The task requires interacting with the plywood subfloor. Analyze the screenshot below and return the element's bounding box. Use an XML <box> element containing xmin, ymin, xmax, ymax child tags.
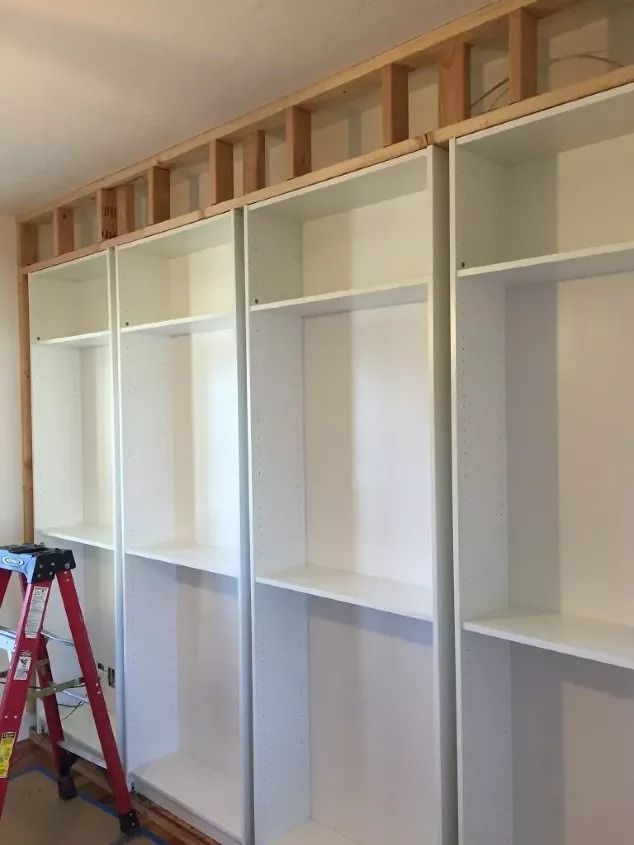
<box><xmin>20</xmin><ymin>738</ymin><xmax>219</xmax><ymax>845</ymax></box>
<box><xmin>4</xmin><ymin>767</ymin><xmax>161</xmax><ymax>844</ymax></box>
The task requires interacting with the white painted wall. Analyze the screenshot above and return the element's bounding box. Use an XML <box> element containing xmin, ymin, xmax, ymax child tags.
<box><xmin>0</xmin><ymin>215</ymin><xmax>22</xmax><ymax>549</ymax></box>
<box><xmin>0</xmin><ymin>215</ymin><xmax>31</xmax><ymax>735</ymax></box>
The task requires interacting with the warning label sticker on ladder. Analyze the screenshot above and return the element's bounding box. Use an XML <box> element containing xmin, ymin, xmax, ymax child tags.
<box><xmin>0</xmin><ymin>733</ymin><xmax>17</xmax><ymax>779</ymax></box>
<box><xmin>14</xmin><ymin>653</ymin><xmax>32</xmax><ymax>682</ymax></box>
<box><xmin>25</xmin><ymin>587</ymin><xmax>49</xmax><ymax>639</ymax></box>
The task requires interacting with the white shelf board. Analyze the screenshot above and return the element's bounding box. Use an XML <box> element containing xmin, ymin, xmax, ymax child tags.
<box><xmin>457</xmin><ymin>81</ymin><xmax>634</xmax><ymax>165</ymax></box>
<box><xmin>121</xmin><ymin>313</ymin><xmax>232</xmax><ymax>336</ymax></box>
<box><xmin>133</xmin><ymin>751</ymin><xmax>242</xmax><ymax>841</ymax></box>
<box><xmin>40</xmin><ymin>523</ymin><xmax>114</xmax><ymax>551</ymax></box>
<box><xmin>257</xmin><ymin>564</ymin><xmax>433</xmax><ymax>621</ymax></box>
<box><xmin>458</xmin><ymin>241</ymin><xmax>634</xmax><ymax>287</ymax></box>
<box><xmin>251</xmin><ymin>148</ymin><xmax>428</xmax><ymax>221</ymax></box>
<box><xmin>251</xmin><ymin>279</ymin><xmax>429</xmax><ymax>316</ymax></box>
<box><xmin>463</xmin><ymin>605</ymin><xmax>634</xmax><ymax>671</ymax></box>
<box><xmin>34</xmin><ymin>330</ymin><xmax>110</xmax><ymax>348</ymax></box>
<box><xmin>58</xmin><ymin>685</ymin><xmax>116</xmax><ymax>769</ymax></box>
<box><xmin>30</xmin><ymin>250</ymin><xmax>108</xmax><ymax>282</ymax></box>
<box><xmin>126</xmin><ymin>540</ymin><xmax>239</xmax><ymax>577</ymax></box>
<box><xmin>276</xmin><ymin>820</ymin><xmax>358</xmax><ymax>845</ymax></box>
<box><xmin>119</xmin><ymin>214</ymin><xmax>233</xmax><ymax>258</ymax></box>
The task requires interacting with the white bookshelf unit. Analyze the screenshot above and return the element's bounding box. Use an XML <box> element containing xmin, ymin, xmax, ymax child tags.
<box><xmin>118</xmin><ymin>213</ymin><xmax>251</xmax><ymax>845</ymax></box>
<box><xmin>246</xmin><ymin>148</ymin><xmax>454</xmax><ymax>845</ymax></box>
<box><xmin>29</xmin><ymin>251</ymin><xmax>120</xmax><ymax>765</ymax></box>
<box><xmin>452</xmin><ymin>82</ymin><xmax>634</xmax><ymax>844</ymax></box>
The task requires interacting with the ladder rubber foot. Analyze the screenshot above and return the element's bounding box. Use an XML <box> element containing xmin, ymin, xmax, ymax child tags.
<box><xmin>57</xmin><ymin>774</ymin><xmax>78</xmax><ymax>801</ymax></box>
<box><xmin>119</xmin><ymin>810</ymin><xmax>141</xmax><ymax>835</ymax></box>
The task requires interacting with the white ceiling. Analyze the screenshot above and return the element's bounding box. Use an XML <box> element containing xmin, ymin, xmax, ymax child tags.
<box><xmin>0</xmin><ymin>0</ymin><xmax>490</xmax><ymax>213</ymax></box>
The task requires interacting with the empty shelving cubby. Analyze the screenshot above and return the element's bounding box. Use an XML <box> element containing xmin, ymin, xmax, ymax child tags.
<box><xmin>119</xmin><ymin>212</ymin><xmax>251</xmax><ymax>844</ymax></box>
<box><xmin>247</xmin><ymin>148</ymin><xmax>454</xmax><ymax>845</ymax></box>
<box><xmin>453</xmin><ymin>81</ymin><xmax>634</xmax><ymax>845</ymax></box>
<box><xmin>29</xmin><ymin>251</ymin><xmax>119</xmax><ymax>764</ymax></box>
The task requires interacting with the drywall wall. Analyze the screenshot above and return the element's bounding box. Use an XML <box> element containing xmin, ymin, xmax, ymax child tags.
<box><xmin>0</xmin><ymin>218</ymin><xmax>22</xmax><ymax>611</ymax></box>
<box><xmin>0</xmin><ymin>216</ymin><xmax>22</xmax><ymax>545</ymax></box>
<box><xmin>0</xmin><ymin>215</ymin><xmax>31</xmax><ymax>736</ymax></box>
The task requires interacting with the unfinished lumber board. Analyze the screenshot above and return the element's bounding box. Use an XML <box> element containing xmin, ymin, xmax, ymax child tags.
<box><xmin>147</xmin><ymin>166</ymin><xmax>171</xmax><ymax>225</ymax></box>
<box><xmin>20</xmin><ymin>224</ymin><xmax>37</xmax><ymax>267</ymax></box>
<box><xmin>381</xmin><ymin>64</ymin><xmax>410</xmax><ymax>146</ymax></box>
<box><xmin>438</xmin><ymin>44</ymin><xmax>471</xmax><ymax>126</ymax></box>
<box><xmin>509</xmin><ymin>8</ymin><xmax>538</xmax><ymax>102</ymax></box>
<box><xmin>243</xmin><ymin>130</ymin><xmax>266</xmax><ymax>193</ymax></box>
<box><xmin>286</xmin><ymin>106</ymin><xmax>312</xmax><ymax>178</ymax></box>
<box><xmin>116</xmin><ymin>184</ymin><xmax>135</xmax><ymax>235</ymax></box>
<box><xmin>209</xmin><ymin>139</ymin><xmax>234</xmax><ymax>204</ymax></box>
<box><xmin>96</xmin><ymin>188</ymin><xmax>117</xmax><ymax>241</ymax></box>
<box><xmin>52</xmin><ymin>207</ymin><xmax>74</xmax><ymax>256</ymax></box>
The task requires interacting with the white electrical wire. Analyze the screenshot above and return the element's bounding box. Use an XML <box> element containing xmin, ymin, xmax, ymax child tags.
<box><xmin>471</xmin><ymin>53</ymin><xmax>624</xmax><ymax>112</ymax></box>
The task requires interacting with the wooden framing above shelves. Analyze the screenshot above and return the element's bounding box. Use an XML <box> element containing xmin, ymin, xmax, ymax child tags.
<box><xmin>18</xmin><ymin>0</ymin><xmax>627</xmax><ymax>275</ymax></box>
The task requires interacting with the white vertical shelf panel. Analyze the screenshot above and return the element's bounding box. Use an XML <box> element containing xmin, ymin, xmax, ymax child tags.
<box><xmin>428</xmin><ymin>145</ymin><xmax>456</xmax><ymax>845</ymax></box>
<box><xmin>246</xmin><ymin>249</ymin><xmax>311</xmax><ymax>841</ymax></box>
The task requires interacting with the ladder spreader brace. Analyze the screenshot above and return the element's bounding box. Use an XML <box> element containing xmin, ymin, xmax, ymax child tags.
<box><xmin>0</xmin><ymin>543</ymin><xmax>140</xmax><ymax>836</ymax></box>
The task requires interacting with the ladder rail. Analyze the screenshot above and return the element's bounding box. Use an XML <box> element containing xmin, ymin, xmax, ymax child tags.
<box><xmin>16</xmin><ymin>573</ymin><xmax>73</xmax><ymax>796</ymax></box>
<box><xmin>56</xmin><ymin>569</ymin><xmax>136</xmax><ymax>829</ymax></box>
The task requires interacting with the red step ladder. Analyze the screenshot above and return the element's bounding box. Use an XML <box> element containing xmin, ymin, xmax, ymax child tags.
<box><xmin>0</xmin><ymin>544</ymin><xmax>139</xmax><ymax>836</ymax></box>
